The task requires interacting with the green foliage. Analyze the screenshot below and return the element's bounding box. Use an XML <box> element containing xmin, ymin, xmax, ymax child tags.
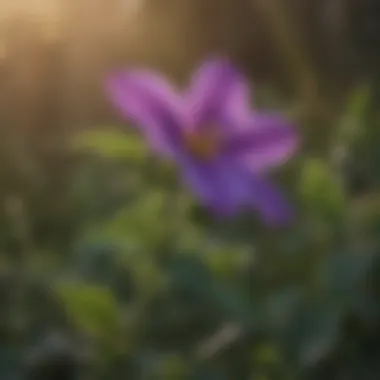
<box><xmin>0</xmin><ymin>88</ymin><xmax>379</xmax><ymax>380</ymax></box>
<box><xmin>299</xmin><ymin>158</ymin><xmax>346</xmax><ymax>220</ymax></box>
<box><xmin>72</xmin><ymin>128</ymin><xmax>148</xmax><ymax>161</ymax></box>
<box><xmin>337</xmin><ymin>85</ymin><xmax>371</xmax><ymax>145</ymax></box>
<box><xmin>56</xmin><ymin>283</ymin><xmax>120</xmax><ymax>341</ymax></box>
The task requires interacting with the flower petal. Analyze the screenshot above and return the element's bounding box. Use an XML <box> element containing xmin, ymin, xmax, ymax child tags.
<box><xmin>247</xmin><ymin>175</ymin><xmax>295</xmax><ymax>226</ymax></box>
<box><xmin>179</xmin><ymin>155</ymin><xmax>294</xmax><ymax>225</ymax></box>
<box><xmin>106</xmin><ymin>70</ymin><xmax>185</xmax><ymax>155</ymax></box>
<box><xmin>224</xmin><ymin>113</ymin><xmax>298</xmax><ymax>172</ymax></box>
<box><xmin>180</xmin><ymin>157</ymin><xmax>247</xmax><ymax>215</ymax></box>
<box><xmin>186</xmin><ymin>58</ymin><xmax>251</xmax><ymax>129</ymax></box>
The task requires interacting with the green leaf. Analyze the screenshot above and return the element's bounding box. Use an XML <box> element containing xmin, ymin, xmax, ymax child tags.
<box><xmin>252</xmin><ymin>343</ymin><xmax>282</xmax><ymax>366</ymax></box>
<box><xmin>336</xmin><ymin>86</ymin><xmax>371</xmax><ymax>146</ymax></box>
<box><xmin>205</xmin><ymin>248</ymin><xmax>240</xmax><ymax>280</ymax></box>
<box><xmin>154</xmin><ymin>354</ymin><xmax>189</xmax><ymax>379</ymax></box>
<box><xmin>346</xmin><ymin>86</ymin><xmax>371</xmax><ymax>119</ymax></box>
<box><xmin>71</xmin><ymin>129</ymin><xmax>148</xmax><ymax>160</ymax></box>
<box><xmin>299</xmin><ymin>158</ymin><xmax>346</xmax><ymax>219</ymax></box>
<box><xmin>56</xmin><ymin>283</ymin><xmax>120</xmax><ymax>340</ymax></box>
<box><xmin>78</xmin><ymin>190</ymin><xmax>168</xmax><ymax>248</ymax></box>
<box><xmin>130</xmin><ymin>256</ymin><xmax>167</xmax><ymax>297</ymax></box>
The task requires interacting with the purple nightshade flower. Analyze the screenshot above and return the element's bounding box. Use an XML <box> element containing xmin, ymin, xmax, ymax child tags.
<box><xmin>105</xmin><ymin>58</ymin><xmax>298</xmax><ymax>225</ymax></box>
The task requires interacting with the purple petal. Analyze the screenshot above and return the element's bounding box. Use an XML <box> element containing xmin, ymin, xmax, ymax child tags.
<box><xmin>224</xmin><ymin>113</ymin><xmax>298</xmax><ymax>172</ymax></box>
<box><xmin>106</xmin><ymin>70</ymin><xmax>186</xmax><ymax>155</ymax></box>
<box><xmin>247</xmin><ymin>176</ymin><xmax>295</xmax><ymax>226</ymax></box>
<box><xmin>180</xmin><ymin>158</ymin><xmax>242</xmax><ymax>215</ymax></box>
<box><xmin>179</xmin><ymin>156</ymin><xmax>294</xmax><ymax>225</ymax></box>
<box><xmin>186</xmin><ymin>58</ymin><xmax>251</xmax><ymax>130</ymax></box>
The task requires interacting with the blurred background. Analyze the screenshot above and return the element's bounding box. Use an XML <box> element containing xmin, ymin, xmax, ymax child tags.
<box><xmin>0</xmin><ymin>0</ymin><xmax>379</xmax><ymax>379</ymax></box>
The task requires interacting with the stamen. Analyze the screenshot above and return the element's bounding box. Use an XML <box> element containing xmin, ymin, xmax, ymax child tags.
<box><xmin>184</xmin><ymin>125</ymin><xmax>221</xmax><ymax>160</ymax></box>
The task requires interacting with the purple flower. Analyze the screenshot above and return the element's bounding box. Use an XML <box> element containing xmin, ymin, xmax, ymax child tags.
<box><xmin>105</xmin><ymin>58</ymin><xmax>298</xmax><ymax>225</ymax></box>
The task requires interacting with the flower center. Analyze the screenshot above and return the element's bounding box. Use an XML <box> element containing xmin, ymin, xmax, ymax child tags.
<box><xmin>184</xmin><ymin>125</ymin><xmax>222</xmax><ymax>160</ymax></box>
